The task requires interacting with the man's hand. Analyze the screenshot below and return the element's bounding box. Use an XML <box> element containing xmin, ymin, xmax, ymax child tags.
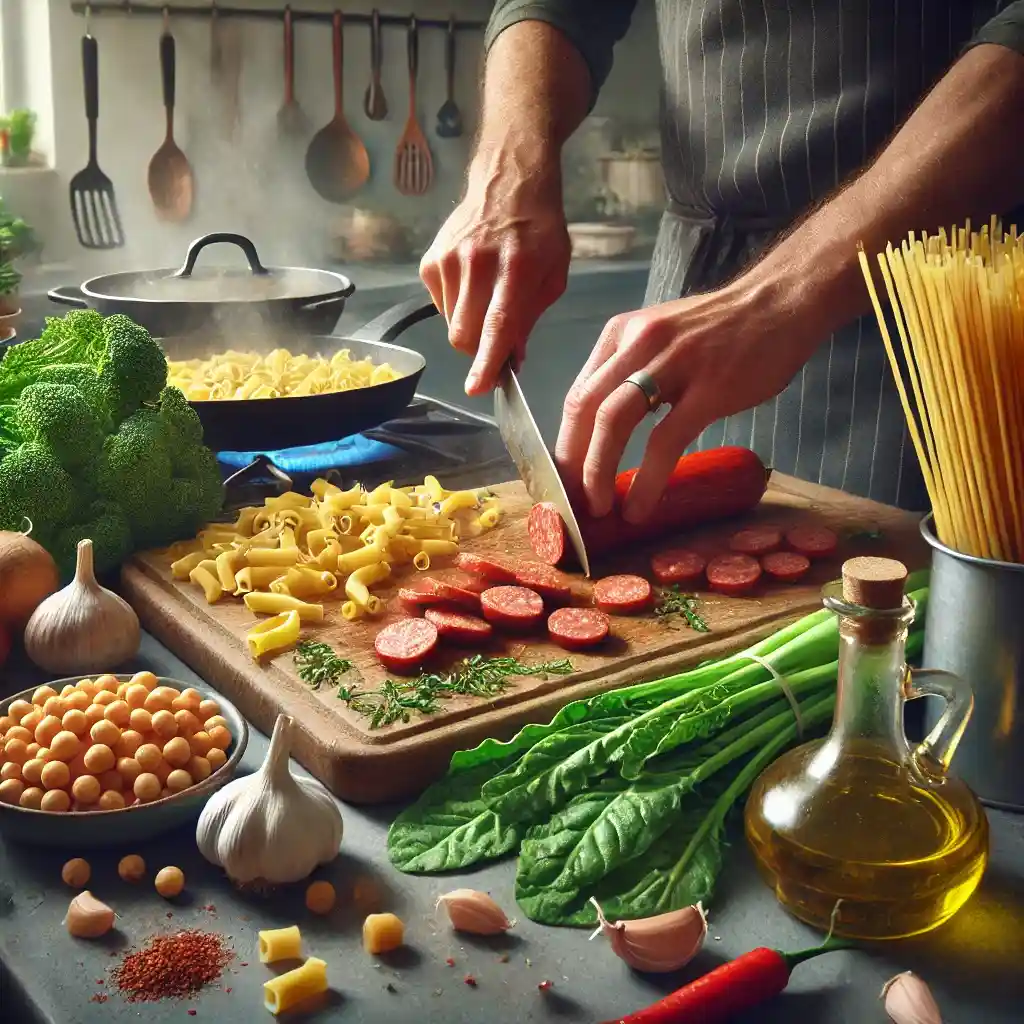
<box><xmin>556</xmin><ymin>276</ymin><xmax>820</xmax><ymax>524</ymax></box>
<box><xmin>419</xmin><ymin>167</ymin><xmax>571</xmax><ymax>396</ymax></box>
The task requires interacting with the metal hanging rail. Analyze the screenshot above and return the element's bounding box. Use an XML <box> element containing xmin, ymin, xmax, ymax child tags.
<box><xmin>70</xmin><ymin>2</ymin><xmax>486</xmax><ymax>32</ymax></box>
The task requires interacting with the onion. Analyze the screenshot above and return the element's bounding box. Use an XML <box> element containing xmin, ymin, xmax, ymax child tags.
<box><xmin>0</xmin><ymin>519</ymin><xmax>60</xmax><ymax>629</ymax></box>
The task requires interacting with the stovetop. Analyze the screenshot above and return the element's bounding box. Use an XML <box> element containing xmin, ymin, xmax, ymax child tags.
<box><xmin>218</xmin><ymin>393</ymin><xmax>517</xmax><ymax>509</ymax></box>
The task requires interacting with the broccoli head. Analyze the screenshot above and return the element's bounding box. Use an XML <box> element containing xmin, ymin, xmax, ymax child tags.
<box><xmin>53</xmin><ymin>500</ymin><xmax>134</xmax><ymax>580</ymax></box>
<box><xmin>98</xmin><ymin>314</ymin><xmax>168</xmax><ymax>424</ymax></box>
<box><xmin>35</xmin><ymin>364</ymin><xmax>112</xmax><ymax>431</ymax></box>
<box><xmin>16</xmin><ymin>382</ymin><xmax>105</xmax><ymax>471</ymax></box>
<box><xmin>0</xmin><ymin>442</ymin><xmax>76</xmax><ymax>541</ymax></box>
<box><xmin>169</xmin><ymin>446</ymin><xmax>225</xmax><ymax>532</ymax></box>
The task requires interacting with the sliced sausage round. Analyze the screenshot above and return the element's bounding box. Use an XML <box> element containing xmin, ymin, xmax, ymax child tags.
<box><xmin>397</xmin><ymin>578</ymin><xmax>446</xmax><ymax>607</ymax></box>
<box><xmin>786</xmin><ymin>525</ymin><xmax>839</xmax><ymax>559</ymax></box>
<box><xmin>706</xmin><ymin>553</ymin><xmax>763</xmax><ymax>596</ymax></box>
<box><xmin>528</xmin><ymin>502</ymin><xmax>569</xmax><ymax>566</ymax></box>
<box><xmin>650</xmin><ymin>548</ymin><xmax>707</xmax><ymax>586</ymax></box>
<box><xmin>593</xmin><ymin>574</ymin><xmax>654</xmax><ymax>615</ymax></box>
<box><xmin>374</xmin><ymin>618</ymin><xmax>439</xmax><ymax>673</ymax></box>
<box><xmin>729</xmin><ymin>525</ymin><xmax>783</xmax><ymax>556</ymax></box>
<box><xmin>424</xmin><ymin>606</ymin><xmax>494</xmax><ymax>644</ymax></box>
<box><xmin>454</xmin><ymin>552</ymin><xmax>519</xmax><ymax>584</ymax></box>
<box><xmin>432</xmin><ymin>580</ymin><xmax>483</xmax><ymax>610</ymax></box>
<box><xmin>761</xmin><ymin>551</ymin><xmax>811</xmax><ymax>583</ymax></box>
<box><xmin>480</xmin><ymin>585</ymin><xmax>545</xmax><ymax>630</ymax></box>
<box><xmin>547</xmin><ymin>607</ymin><xmax>610</xmax><ymax>651</ymax></box>
<box><xmin>513</xmin><ymin>562</ymin><xmax>572</xmax><ymax>603</ymax></box>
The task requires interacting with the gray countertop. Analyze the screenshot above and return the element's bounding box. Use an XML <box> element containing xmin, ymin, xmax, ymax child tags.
<box><xmin>1</xmin><ymin>632</ymin><xmax>1022</xmax><ymax>1024</ymax></box>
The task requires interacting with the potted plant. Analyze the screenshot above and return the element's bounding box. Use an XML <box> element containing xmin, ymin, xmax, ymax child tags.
<box><xmin>0</xmin><ymin>225</ymin><xmax>23</xmax><ymax>319</ymax></box>
<box><xmin>1</xmin><ymin>109</ymin><xmax>38</xmax><ymax>167</ymax></box>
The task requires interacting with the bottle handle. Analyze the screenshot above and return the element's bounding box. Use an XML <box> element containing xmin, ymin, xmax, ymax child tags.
<box><xmin>904</xmin><ymin>667</ymin><xmax>974</xmax><ymax>777</ymax></box>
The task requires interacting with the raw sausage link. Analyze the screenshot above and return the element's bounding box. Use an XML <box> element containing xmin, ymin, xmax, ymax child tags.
<box><xmin>513</xmin><ymin>562</ymin><xmax>572</xmax><ymax>603</ymax></box>
<box><xmin>424</xmin><ymin>606</ymin><xmax>494</xmax><ymax>644</ymax></box>
<box><xmin>593</xmin><ymin>574</ymin><xmax>654</xmax><ymax>615</ymax></box>
<box><xmin>374</xmin><ymin>618</ymin><xmax>439</xmax><ymax>673</ymax></box>
<box><xmin>650</xmin><ymin>548</ymin><xmax>707</xmax><ymax>586</ymax></box>
<box><xmin>761</xmin><ymin>551</ymin><xmax>811</xmax><ymax>583</ymax></box>
<box><xmin>729</xmin><ymin>526</ymin><xmax>783</xmax><ymax>556</ymax></box>
<box><xmin>480</xmin><ymin>586</ymin><xmax>545</xmax><ymax>630</ymax></box>
<box><xmin>706</xmin><ymin>553</ymin><xmax>762</xmax><ymax>596</ymax></box>
<box><xmin>547</xmin><ymin>607</ymin><xmax>610</xmax><ymax>650</ymax></box>
<box><xmin>785</xmin><ymin>525</ymin><xmax>839</xmax><ymax>559</ymax></box>
<box><xmin>454</xmin><ymin>552</ymin><xmax>519</xmax><ymax>584</ymax></box>
<box><xmin>528</xmin><ymin>501</ymin><xmax>568</xmax><ymax>566</ymax></box>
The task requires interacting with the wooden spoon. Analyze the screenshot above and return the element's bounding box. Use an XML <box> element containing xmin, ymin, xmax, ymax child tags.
<box><xmin>305</xmin><ymin>10</ymin><xmax>370</xmax><ymax>203</ymax></box>
<box><xmin>393</xmin><ymin>16</ymin><xmax>434</xmax><ymax>196</ymax></box>
<box><xmin>148</xmin><ymin>27</ymin><xmax>194</xmax><ymax>222</ymax></box>
<box><xmin>277</xmin><ymin>5</ymin><xmax>309</xmax><ymax>138</ymax></box>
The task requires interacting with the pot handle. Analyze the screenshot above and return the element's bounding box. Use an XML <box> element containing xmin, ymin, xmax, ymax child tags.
<box><xmin>47</xmin><ymin>285</ymin><xmax>90</xmax><ymax>308</ymax></box>
<box><xmin>174</xmin><ymin>232</ymin><xmax>270</xmax><ymax>279</ymax></box>
<box><xmin>299</xmin><ymin>280</ymin><xmax>357</xmax><ymax>311</ymax></box>
<box><xmin>349</xmin><ymin>294</ymin><xmax>439</xmax><ymax>344</ymax></box>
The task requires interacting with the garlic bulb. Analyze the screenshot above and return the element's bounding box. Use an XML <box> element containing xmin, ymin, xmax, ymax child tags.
<box><xmin>437</xmin><ymin>889</ymin><xmax>513</xmax><ymax>935</ymax></box>
<box><xmin>589</xmin><ymin>898</ymin><xmax>707</xmax><ymax>973</ymax></box>
<box><xmin>23</xmin><ymin>539</ymin><xmax>140</xmax><ymax>674</ymax></box>
<box><xmin>882</xmin><ymin>972</ymin><xmax>943</xmax><ymax>1024</ymax></box>
<box><xmin>64</xmin><ymin>891</ymin><xmax>115</xmax><ymax>938</ymax></box>
<box><xmin>196</xmin><ymin>714</ymin><xmax>342</xmax><ymax>884</ymax></box>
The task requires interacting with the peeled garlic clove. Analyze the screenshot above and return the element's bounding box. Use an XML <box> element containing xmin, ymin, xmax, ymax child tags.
<box><xmin>589</xmin><ymin>897</ymin><xmax>707</xmax><ymax>973</ymax></box>
<box><xmin>64</xmin><ymin>890</ymin><xmax>116</xmax><ymax>938</ymax></box>
<box><xmin>881</xmin><ymin>971</ymin><xmax>943</xmax><ymax>1024</ymax></box>
<box><xmin>436</xmin><ymin>888</ymin><xmax>512</xmax><ymax>935</ymax></box>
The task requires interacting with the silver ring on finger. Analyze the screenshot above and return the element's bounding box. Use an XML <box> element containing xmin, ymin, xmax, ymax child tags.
<box><xmin>623</xmin><ymin>369</ymin><xmax>663</xmax><ymax>413</ymax></box>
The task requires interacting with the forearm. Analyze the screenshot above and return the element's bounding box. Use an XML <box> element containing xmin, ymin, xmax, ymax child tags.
<box><xmin>749</xmin><ymin>43</ymin><xmax>1024</xmax><ymax>344</ymax></box>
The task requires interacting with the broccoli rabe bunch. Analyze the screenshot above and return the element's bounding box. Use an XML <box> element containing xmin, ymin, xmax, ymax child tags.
<box><xmin>0</xmin><ymin>311</ymin><xmax>224</xmax><ymax>578</ymax></box>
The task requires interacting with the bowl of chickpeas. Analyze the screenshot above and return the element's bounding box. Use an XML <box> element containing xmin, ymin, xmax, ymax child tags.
<box><xmin>0</xmin><ymin>672</ymin><xmax>249</xmax><ymax>847</ymax></box>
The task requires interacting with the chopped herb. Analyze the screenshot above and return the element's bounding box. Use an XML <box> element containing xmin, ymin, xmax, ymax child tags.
<box><xmin>655</xmin><ymin>587</ymin><xmax>710</xmax><ymax>632</ymax></box>
<box><xmin>294</xmin><ymin>640</ymin><xmax>352</xmax><ymax>692</ymax></box>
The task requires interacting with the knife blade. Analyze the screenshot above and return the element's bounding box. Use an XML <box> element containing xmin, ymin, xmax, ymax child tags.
<box><xmin>494</xmin><ymin>364</ymin><xmax>591</xmax><ymax>577</ymax></box>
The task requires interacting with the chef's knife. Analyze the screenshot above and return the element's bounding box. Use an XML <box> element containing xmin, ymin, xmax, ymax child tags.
<box><xmin>494</xmin><ymin>364</ymin><xmax>591</xmax><ymax>577</ymax></box>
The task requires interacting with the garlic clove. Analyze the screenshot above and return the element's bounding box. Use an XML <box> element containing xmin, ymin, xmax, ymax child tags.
<box><xmin>436</xmin><ymin>889</ymin><xmax>512</xmax><ymax>935</ymax></box>
<box><xmin>64</xmin><ymin>890</ymin><xmax>116</xmax><ymax>938</ymax></box>
<box><xmin>589</xmin><ymin>898</ymin><xmax>707</xmax><ymax>974</ymax></box>
<box><xmin>881</xmin><ymin>971</ymin><xmax>943</xmax><ymax>1024</ymax></box>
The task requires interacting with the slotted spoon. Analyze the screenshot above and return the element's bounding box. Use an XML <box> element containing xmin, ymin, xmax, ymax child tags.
<box><xmin>393</xmin><ymin>16</ymin><xmax>434</xmax><ymax>196</ymax></box>
<box><xmin>69</xmin><ymin>33</ymin><xmax>124</xmax><ymax>249</ymax></box>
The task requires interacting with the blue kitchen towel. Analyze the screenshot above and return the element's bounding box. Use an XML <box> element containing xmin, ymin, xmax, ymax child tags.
<box><xmin>217</xmin><ymin>433</ymin><xmax>403</xmax><ymax>473</ymax></box>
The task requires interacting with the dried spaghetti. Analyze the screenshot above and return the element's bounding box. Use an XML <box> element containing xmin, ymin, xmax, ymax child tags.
<box><xmin>859</xmin><ymin>221</ymin><xmax>1024</xmax><ymax>564</ymax></box>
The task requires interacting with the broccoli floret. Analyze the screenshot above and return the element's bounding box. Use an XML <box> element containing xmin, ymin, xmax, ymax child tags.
<box><xmin>158</xmin><ymin>385</ymin><xmax>204</xmax><ymax>452</ymax></box>
<box><xmin>0</xmin><ymin>442</ymin><xmax>76</xmax><ymax>541</ymax></box>
<box><xmin>15</xmin><ymin>382</ymin><xmax>105</xmax><ymax>471</ymax></box>
<box><xmin>53</xmin><ymin>501</ymin><xmax>134</xmax><ymax>580</ymax></box>
<box><xmin>98</xmin><ymin>314</ymin><xmax>168</xmax><ymax>424</ymax></box>
<box><xmin>35</xmin><ymin>364</ymin><xmax>112</xmax><ymax>431</ymax></box>
<box><xmin>170</xmin><ymin>446</ymin><xmax>224</xmax><ymax>529</ymax></box>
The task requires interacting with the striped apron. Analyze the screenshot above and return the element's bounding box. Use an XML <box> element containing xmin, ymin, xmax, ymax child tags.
<box><xmin>644</xmin><ymin>0</ymin><xmax>1019</xmax><ymax>511</ymax></box>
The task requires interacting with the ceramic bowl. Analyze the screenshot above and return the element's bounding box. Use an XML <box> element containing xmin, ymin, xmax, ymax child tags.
<box><xmin>0</xmin><ymin>675</ymin><xmax>249</xmax><ymax>848</ymax></box>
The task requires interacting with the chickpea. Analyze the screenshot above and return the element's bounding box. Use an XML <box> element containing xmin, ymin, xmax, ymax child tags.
<box><xmin>83</xmin><ymin>744</ymin><xmax>116</xmax><ymax>775</ymax></box>
<box><xmin>188</xmin><ymin>731</ymin><xmax>212</xmax><ymax>757</ymax></box>
<box><xmin>0</xmin><ymin>778</ymin><xmax>24</xmax><ymax>805</ymax></box>
<box><xmin>135</xmin><ymin>743</ymin><xmax>162</xmax><ymax>772</ymax></box>
<box><xmin>98</xmin><ymin>790</ymin><xmax>126</xmax><ymax>810</ymax></box>
<box><xmin>3</xmin><ymin>738</ymin><xmax>29</xmax><ymax>765</ymax></box>
<box><xmin>151</xmin><ymin>710</ymin><xmax>178</xmax><ymax>740</ymax></box>
<box><xmin>83</xmin><ymin>704</ymin><xmax>106</xmax><ymax>728</ymax></box>
<box><xmin>89</xmin><ymin>719</ymin><xmax>121</xmax><ymax>748</ymax></box>
<box><xmin>41</xmin><ymin>696</ymin><xmax>66</xmax><ymax>719</ymax></box>
<box><xmin>197</xmin><ymin>699</ymin><xmax>220</xmax><ymax>721</ymax></box>
<box><xmin>203</xmin><ymin>716</ymin><xmax>229</xmax><ymax>732</ymax></box>
<box><xmin>129</xmin><ymin>671</ymin><xmax>158</xmax><ymax>691</ymax></box>
<box><xmin>64</xmin><ymin>690</ymin><xmax>91</xmax><ymax>712</ymax></box>
<box><xmin>116</xmin><ymin>757</ymin><xmax>143</xmax><ymax>787</ymax></box>
<box><xmin>305</xmin><ymin>880</ymin><xmax>337</xmax><ymax>915</ymax></box>
<box><xmin>125</xmin><ymin>684</ymin><xmax>149</xmax><ymax>710</ymax></box>
<box><xmin>165</xmin><ymin>769</ymin><xmax>193</xmax><ymax>793</ymax></box>
<box><xmin>19</xmin><ymin>709</ymin><xmax>43</xmax><ymax>734</ymax></box>
<box><xmin>94</xmin><ymin>674</ymin><xmax>120</xmax><ymax>693</ymax></box>
<box><xmin>118</xmin><ymin>854</ymin><xmax>146</xmax><ymax>882</ymax></box>
<box><xmin>18</xmin><ymin>786</ymin><xmax>44</xmax><ymax>809</ymax></box>
<box><xmin>61</xmin><ymin>858</ymin><xmax>91</xmax><ymax>888</ymax></box>
<box><xmin>173</xmin><ymin>710</ymin><xmax>201</xmax><ymax>737</ymax></box>
<box><xmin>115</xmin><ymin>730</ymin><xmax>144</xmax><ymax>758</ymax></box>
<box><xmin>128</xmin><ymin>708</ymin><xmax>153</xmax><ymax>734</ymax></box>
<box><xmin>7</xmin><ymin>700</ymin><xmax>33</xmax><ymax>723</ymax></box>
<box><xmin>72</xmin><ymin>775</ymin><xmax>101</xmax><ymax>805</ymax></box>
<box><xmin>40</xmin><ymin>789</ymin><xmax>71</xmax><ymax>813</ymax></box>
<box><xmin>154</xmin><ymin>866</ymin><xmax>185</xmax><ymax>898</ymax></box>
<box><xmin>48</xmin><ymin>731</ymin><xmax>80</xmax><ymax>762</ymax></box>
<box><xmin>92</xmin><ymin>691</ymin><xmax>118</xmax><ymax>707</ymax></box>
<box><xmin>31</xmin><ymin>686</ymin><xmax>58</xmax><ymax>706</ymax></box>
<box><xmin>162</xmin><ymin>737</ymin><xmax>191</xmax><ymax>768</ymax></box>
<box><xmin>103</xmin><ymin>700</ymin><xmax>131</xmax><ymax>729</ymax></box>
<box><xmin>0</xmin><ymin>761</ymin><xmax>21</xmax><ymax>782</ymax></box>
<box><xmin>40</xmin><ymin>760</ymin><xmax>71</xmax><ymax>790</ymax></box>
<box><xmin>21</xmin><ymin>758</ymin><xmax>45</xmax><ymax>786</ymax></box>
<box><xmin>33</xmin><ymin>716</ymin><xmax>62</xmax><ymax>748</ymax></box>
<box><xmin>187</xmin><ymin>755</ymin><xmax>211</xmax><ymax>782</ymax></box>
<box><xmin>133</xmin><ymin>772</ymin><xmax>161</xmax><ymax>803</ymax></box>
<box><xmin>143</xmin><ymin>691</ymin><xmax>173</xmax><ymax>714</ymax></box>
<box><xmin>61</xmin><ymin>709</ymin><xmax>89</xmax><ymax>737</ymax></box>
<box><xmin>98</xmin><ymin>770</ymin><xmax>123</xmax><ymax>792</ymax></box>
<box><xmin>206</xmin><ymin>747</ymin><xmax>227</xmax><ymax>771</ymax></box>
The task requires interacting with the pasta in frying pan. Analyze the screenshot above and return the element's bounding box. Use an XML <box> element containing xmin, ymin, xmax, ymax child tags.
<box><xmin>167</xmin><ymin>347</ymin><xmax>402</xmax><ymax>401</ymax></box>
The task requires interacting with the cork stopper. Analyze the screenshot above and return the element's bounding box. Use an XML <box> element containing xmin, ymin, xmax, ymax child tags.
<box><xmin>842</xmin><ymin>556</ymin><xmax>908</xmax><ymax>609</ymax></box>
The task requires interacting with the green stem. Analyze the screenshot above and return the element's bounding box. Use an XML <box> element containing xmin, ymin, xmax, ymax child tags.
<box><xmin>779</xmin><ymin>935</ymin><xmax>857</xmax><ymax>969</ymax></box>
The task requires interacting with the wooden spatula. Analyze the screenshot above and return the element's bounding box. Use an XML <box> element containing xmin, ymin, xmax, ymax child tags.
<box><xmin>147</xmin><ymin>26</ymin><xmax>194</xmax><ymax>222</ymax></box>
<box><xmin>393</xmin><ymin>17</ymin><xmax>434</xmax><ymax>196</ymax></box>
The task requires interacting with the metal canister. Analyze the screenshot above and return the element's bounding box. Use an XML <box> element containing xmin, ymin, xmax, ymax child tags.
<box><xmin>920</xmin><ymin>515</ymin><xmax>1024</xmax><ymax>812</ymax></box>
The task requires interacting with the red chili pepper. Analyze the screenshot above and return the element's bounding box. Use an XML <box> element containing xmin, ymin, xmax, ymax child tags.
<box><xmin>601</xmin><ymin>938</ymin><xmax>849</xmax><ymax>1024</ymax></box>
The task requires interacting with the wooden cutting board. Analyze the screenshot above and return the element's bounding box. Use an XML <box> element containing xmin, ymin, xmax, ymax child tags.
<box><xmin>120</xmin><ymin>472</ymin><xmax>929</xmax><ymax>804</ymax></box>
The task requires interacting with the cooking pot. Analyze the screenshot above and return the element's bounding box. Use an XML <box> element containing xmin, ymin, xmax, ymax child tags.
<box><xmin>47</xmin><ymin>232</ymin><xmax>355</xmax><ymax>337</ymax></box>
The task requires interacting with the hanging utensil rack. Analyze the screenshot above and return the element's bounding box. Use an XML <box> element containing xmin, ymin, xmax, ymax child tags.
<box><xmin>70</xmin><ymin>2</ymin><xmax>485</xmax><ymax>33</ymax></box>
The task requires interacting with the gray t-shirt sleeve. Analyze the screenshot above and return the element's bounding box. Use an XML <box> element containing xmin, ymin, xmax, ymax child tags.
<box><xmin>966</xmin><ymin>2</ymin><xmax>1024</xmax><ymax>54</ymax></box>
<box><xmin>484</xmin><ymin>1</ymin><xmax>638</xmax><ymax>108</ymax></box>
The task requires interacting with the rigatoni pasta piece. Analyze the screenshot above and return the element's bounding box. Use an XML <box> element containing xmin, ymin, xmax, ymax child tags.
<box><xmin>337</xmin><ymin>541</ymin><xmax>388</xmax><ymax>574</ymax></box>
<box><xmin>246</xmin><ymin>611</ymin><xmax>301</xmax><ymax>660</ymax></box>
<box><xmin>189</xmin><ymin>565</ymin><xmax>223</xmax><ymax>604</ymax></box>
<box><xmin>215</xmin><ymin>549</ymin><xmax>243</xmax><ymax>591</ymax></box>
<box><xmin>243</xmin><ymin>592</ymin><xmax>325</xmax><ymax>623</ymax></box>
<box><xmin>170</xmin><ymin>550</ymin><xmax>205</xmax><ymax>580</ymax></box>
<box><xmin>344</xmin><ymin>562</ymin><xmax>390</xmax><ymax>614</ymax></box>
<box><xmin>270</xmin><ymin>567</ymin><xmax>338</xmax><ymax>600</ymax></box>
<box><xmin>258</xmin><ymin>924</ymin><xmax>303</xmax><ymax>963</ymax></box>
<box><xmin>245</xmin><ymin>548</ymin><xmax>301</xmax><ymax>568</ymax></box>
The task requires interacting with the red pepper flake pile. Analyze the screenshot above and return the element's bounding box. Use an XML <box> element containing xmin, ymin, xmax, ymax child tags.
<box><xmin>112</xmin><ymin>930</ymin><xmax>234</xmax><ymax>1003</ymax></box>
<box><xmin>90</xmin><ymin>994</ymin><xmax>109</xmax><ymax>1004</ymax></box>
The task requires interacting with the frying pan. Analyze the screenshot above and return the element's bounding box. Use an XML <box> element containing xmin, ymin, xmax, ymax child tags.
<box><xmin>161</xmin><ymin>295</ymin><xmax>440</xmax><ymax>452</ymax></box>
<box><xmin>48</xmin><ymin>232</ymin><xmax>355</xmax><ymax>337</ymax></box>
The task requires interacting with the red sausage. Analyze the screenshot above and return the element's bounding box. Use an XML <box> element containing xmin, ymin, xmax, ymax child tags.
<box><xmin>397</xmin><ymin>578</ymin><xmax>446</xmax><ymax>607</ymax></box>
<box><xmin>593</xmin><ymin>575</ymin><xmax>654</xmax><ymax>615</ymax></box>
<box><xmin>729</xmin><ymin>525</ymin><xmax>783</xmax><ymax>556</ymax></box>
<box><xmin>706</xmin><ymin>553</ymin><xmax>762</xmax><ymax>596</ymax></box>
<box><xmin>786</xmin><ymin>524</ymin><xmax>839</xmax><ymax>559</ymax></box>
<box><xmin>650</xmin><ymin>548</ymin><xmax>706</xmax><ymax>586</ymax></box>
<box><xmin>424</xmin><ymin>606</ymin><xmax>494</xmax><ymax>644</ymax></box>
<box><xmin>528</xmin><ymin>501</ymin><xmax>568</xmax><ymax>566</ymax></box>
<box><xmin>547</xmin><ymin>607</ymin><xmax>610</xmax><ymax>650</ymax></box>
<box><xmin>432</xmin><ymin>580</ymin><xmax>483</xmax><ymax>610</ymax></box>
<box><xmin>480</xmin><ymin>586</ymin><xmax>545</xmax><ymax>630</ymax></box>
<box><xmin>530</xmin><ymin>447</ymin><xmax>769</xmax><ymax>567</ymax></box>
<box><xmin>513</xmin><ymin>562</ymin><xmax>572</xmax><ymax>603</ymax></box>
<box><xmin>454</xmin><ymin>552</ymin><xmax>519</xmax><ymax>584</ymax></box>
<box><xmin>761</xmin><ymin>550</ymin><xmax>811</xmax><ymax>583</ymax></box>
<box><xmin>374</xmin><ymin>618</ymin><xmax>439</xmax><ymax>673</ymax></box>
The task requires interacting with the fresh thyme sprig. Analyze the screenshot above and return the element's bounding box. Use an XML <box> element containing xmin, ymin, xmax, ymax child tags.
<box><xmin>655</xmin><ymin>587</ymin><xmax>710</xmax><ymax>632</ymax></box>
<box><xmin>294</xmin><ymin>640</ymin><xmax>353</xmax><ymax>692</ymax></box>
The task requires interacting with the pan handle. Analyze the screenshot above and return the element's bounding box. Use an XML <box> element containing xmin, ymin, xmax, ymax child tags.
<box><xmin>174</xmin><ymin>232</ymin><xmax>271</xmax><ymax>280</ymax></box>
<box><xmin>349</xmin><ymin>295</ymin><xmax>439</xmax><ymax>344</ymax></box>
<box><xmin>47</xmin><ymin>285</ymin><xmax>91</xmax><ymax>308</ymax></box>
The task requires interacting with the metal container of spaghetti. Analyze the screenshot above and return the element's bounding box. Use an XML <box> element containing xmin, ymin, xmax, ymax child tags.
<box><xmin>920</xmin><ymin>514</ymin><xmax>1024</xmax><ymax>812</ymax></box>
